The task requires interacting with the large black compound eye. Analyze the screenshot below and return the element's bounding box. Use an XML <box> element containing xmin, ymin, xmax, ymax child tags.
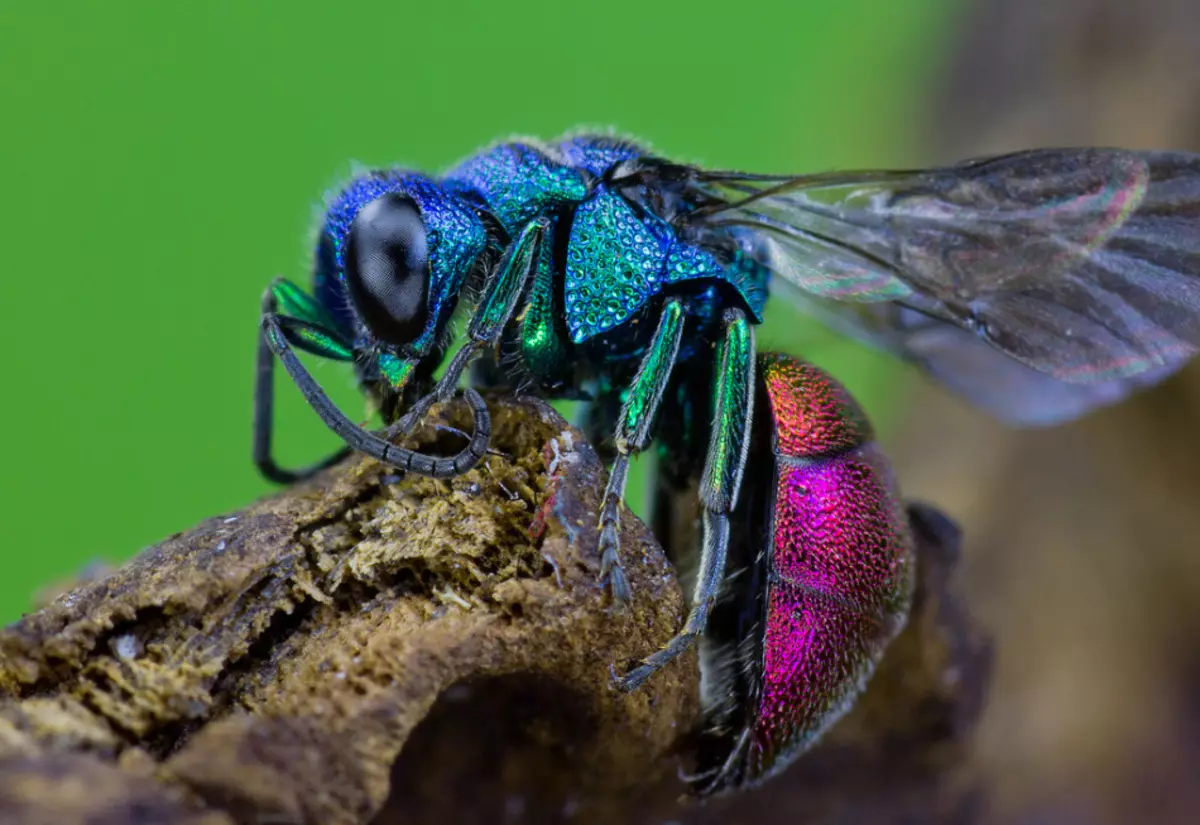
<box><xmin>344</xmin><ymin>193</ymin><xmax>430</xmax><ymax>346</ymax></box>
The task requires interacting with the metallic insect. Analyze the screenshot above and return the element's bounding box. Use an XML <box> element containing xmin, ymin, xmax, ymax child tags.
<box><xmin>254</xmin><ymin>134</ymin><xmax>1200</xmax><ymax>793</ymax></box>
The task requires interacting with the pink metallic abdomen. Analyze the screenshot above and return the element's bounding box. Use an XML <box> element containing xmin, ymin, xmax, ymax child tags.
<box><xmin>749</xmin><ymin>354</ymin><xmax>914</xmax><ymax>778</ymax></box>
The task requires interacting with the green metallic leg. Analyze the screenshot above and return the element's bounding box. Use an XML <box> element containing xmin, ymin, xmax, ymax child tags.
<box><xmin>615</xmin><ymin>307</ymin><xmax>755</xmax><ymax>691</ymax></box>
<box><xmin>393</xmin><ymin>217</ymin><xmax>549</xmax><ymax>435</ymax></box>
<box><xmin>598</xmin><ymin>299</ymin><xmax>688</xmax><ymax>603</ymax></box>
<box><xmin>518</xmin><ymin>222</ymin><xmax>572</xmax><ymax>388</ymax></box>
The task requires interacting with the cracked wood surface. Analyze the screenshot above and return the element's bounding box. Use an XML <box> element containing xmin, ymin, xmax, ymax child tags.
<box><xmin>0</xmin><ymin>397</ymin><xmax>989</xmax><ymax>824</ymax></box>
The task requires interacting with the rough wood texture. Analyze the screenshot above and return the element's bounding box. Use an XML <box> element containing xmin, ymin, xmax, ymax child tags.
<box><xmin>0</xmin><ymin>398</ymin><xmax>989</xmax><ymax>824</ymax></box>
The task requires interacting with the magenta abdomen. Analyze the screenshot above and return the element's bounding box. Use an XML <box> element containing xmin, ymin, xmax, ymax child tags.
<box><xmin>748</xmin><ymin>354</ymin><xmax>914</xmax><ymax>779</ymax></box>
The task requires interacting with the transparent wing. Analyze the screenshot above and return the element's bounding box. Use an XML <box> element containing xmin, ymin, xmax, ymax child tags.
<box><xmin>783</xmin><ymin>289</ymin><xmax>1183</xmax><ymax>426</ymax></box>
<box><xmin>654</xmin><ymin>149</ymin><xmax>1200</xmax><ymax>411</ymax></box>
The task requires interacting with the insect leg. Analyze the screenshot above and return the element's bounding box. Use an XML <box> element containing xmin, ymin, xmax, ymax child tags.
<box><xmin>254</xmin><ymin>279</ymin><xmax>355</xmax><ymax>483</ymax></box>
<box><xmin>598</xmin><ymin>298</ymin><xmax>689</xmax><ymax>603</ymax></box>
<box><xmin>615</xmin><ymin>307</ymin><xmax>755</xmax><ymax>690</ymax></box>
<box><xmin>260</xmin><ymin>311</ymin><xmax>491</xmax><ymax>478</ymax></box>
<box><xmin>393</xmin><ymin>217</ymin><xmax>550</xmax><ymax>435</ymax></box>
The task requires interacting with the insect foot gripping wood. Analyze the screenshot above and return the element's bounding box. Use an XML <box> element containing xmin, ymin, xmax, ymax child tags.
<box><xmin>0</xmin><ymin>397</ymin><xmax>991</xmax><ymax>825</ymax></box>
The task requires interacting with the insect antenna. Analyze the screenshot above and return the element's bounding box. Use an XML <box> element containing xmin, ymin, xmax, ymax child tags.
<box><xmin>262</xmin><ymin>313</ymin><xmax>491</xmax><ymax>478</ymax></box>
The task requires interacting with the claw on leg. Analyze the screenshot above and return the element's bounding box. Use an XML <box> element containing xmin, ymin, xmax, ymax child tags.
<box><xmin>606</xmin><ymin>564</ymin><xmax>631</xmax><ymax>607</ymax></box>
<box><xmin>599</xmin><ymin>521</ymin><xmax>631</xmax><ymax>604</ymax></box>
<box><xmin>611</xmin><ymin>510</ymin><xmax>730</xmax><ymax>691</ymax></box>
<box><xmin>612</xmin><ymin>631</ymin><xmax>698</xmax><ymax>692</ymax></box>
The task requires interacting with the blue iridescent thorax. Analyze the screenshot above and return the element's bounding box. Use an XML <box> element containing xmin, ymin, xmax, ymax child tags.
<box><xmin>447</xmin><ymin>134</ymin><xmax>768</xmax><ymax>345</ymax></box>
<box><xmin>313</xmin><ymin>171</ymin><xmax>487</xmax><ymax>352</ymax></box>
<box><xmin>556</xmin><ymin>134</ymin><xmax>645</xmax><ymax>177</ymax></box>
<box><xmin>444</xmin><ymin>140</ymin><xmax>588</xmax><ymax>235</ymax></box>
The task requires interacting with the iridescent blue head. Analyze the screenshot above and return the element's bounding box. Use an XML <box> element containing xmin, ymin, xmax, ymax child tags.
<box><xmin>254</xmin><ymin>168</ymin><xmax>495</xmax><ymax>485</ymax></box>
<box><xmin>314</xmin><ymin>171</ymin><xmax>490</xmax><ymax>386</ymax></box>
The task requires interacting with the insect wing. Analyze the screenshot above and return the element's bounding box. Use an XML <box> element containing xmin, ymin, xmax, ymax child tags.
<box><xmin>674</xmin><ymin>149</ymin><xmax>1200</xmax><ymax>403</ymax></box>
<box><xmin>780</xmin><ymin>290</ymin><xmax>1184</xmax><ymax>426</ymax></box>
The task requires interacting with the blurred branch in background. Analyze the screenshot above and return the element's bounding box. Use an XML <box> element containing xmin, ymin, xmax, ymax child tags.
<box><xmin>892</xmin><ymin>1</ymin><xmax>1200</xmax><ymax>823</ymax></box>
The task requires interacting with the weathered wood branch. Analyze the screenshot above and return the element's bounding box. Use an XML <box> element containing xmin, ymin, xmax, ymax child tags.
<box><xmin>0</xmin><ymin>397</ymin><xmax>991</xmax><ymax>824</ymax></box>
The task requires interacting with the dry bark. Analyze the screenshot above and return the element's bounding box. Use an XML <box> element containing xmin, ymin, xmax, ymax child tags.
<box><xmin>0</xmin><ymin>397</ymin><xmax>989</xmax><ymax>824</ymax></box>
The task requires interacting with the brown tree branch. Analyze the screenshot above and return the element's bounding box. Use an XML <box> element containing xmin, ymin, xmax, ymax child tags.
<box><xmin>0</xmin><ymin>397</ymin><xmax>990</xmax><ymax>824</ymax></box>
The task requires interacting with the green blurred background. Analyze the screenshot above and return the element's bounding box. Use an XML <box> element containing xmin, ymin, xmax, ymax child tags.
<box><xmin>0</xmin><ymin>0</ymin><xmax>957</xmax><ymax>621</ymax></box>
